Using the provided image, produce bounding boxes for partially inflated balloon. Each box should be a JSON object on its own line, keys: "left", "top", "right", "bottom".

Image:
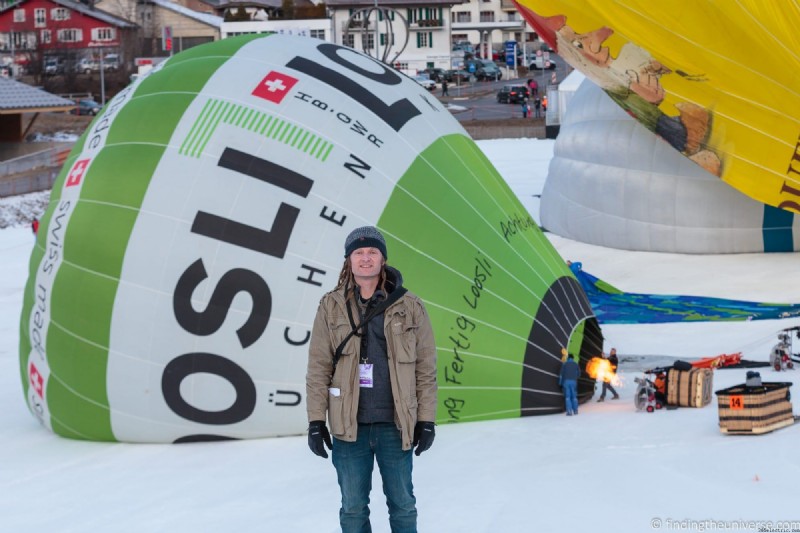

{"left": 513, "top": 0, "right": 800, "bottom": 212}
{"left": 543, "top": 77, "right": 800, "bottom": 253}
{"left": 20, "top": 35, "right": 600, "bottom": 443}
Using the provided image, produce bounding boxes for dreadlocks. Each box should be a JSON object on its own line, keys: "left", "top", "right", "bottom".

{"left": 335, "top": 258, "right": 388, "bottom": 297}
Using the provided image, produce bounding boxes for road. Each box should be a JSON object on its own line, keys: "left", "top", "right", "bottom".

{"left": 431, "top": 57, "right": 571, "bottom": 122}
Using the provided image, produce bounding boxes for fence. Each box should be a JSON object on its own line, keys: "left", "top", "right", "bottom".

{"left": 461, "top": 120, "right": 545, "bottom": 140}
{"left": 0, "top": 143, "right": 73, "bottom": 197}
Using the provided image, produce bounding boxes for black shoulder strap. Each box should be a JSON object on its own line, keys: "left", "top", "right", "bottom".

{"left": 332, "top": 287, "right": 408, "bottom": 370}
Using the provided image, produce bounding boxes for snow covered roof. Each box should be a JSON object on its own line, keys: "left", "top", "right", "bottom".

{"left": 148, "top": 0, "right": 223, "bottom": 27}
{"left": 0, "top": 77, "right": 75, "bottom": 113}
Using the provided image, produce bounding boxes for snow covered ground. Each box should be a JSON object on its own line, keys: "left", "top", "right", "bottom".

{"left": 2, "top": 138, "right": 799, "bottom": 532}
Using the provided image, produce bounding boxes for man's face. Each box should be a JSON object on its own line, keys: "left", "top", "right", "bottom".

{"left": 350, "top": 247, "right": 384, "bottom": 279}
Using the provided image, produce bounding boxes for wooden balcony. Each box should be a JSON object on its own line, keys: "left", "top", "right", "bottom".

{"left": 410, "top": 19, "right": 443, "bottom": 29}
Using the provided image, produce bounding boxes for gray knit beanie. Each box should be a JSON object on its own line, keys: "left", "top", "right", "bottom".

{"left": 344, "top": 226, "right": 387, "bottom": 259}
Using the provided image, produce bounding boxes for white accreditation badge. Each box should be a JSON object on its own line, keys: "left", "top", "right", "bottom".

{"left": 359, "top": 364, "right": 374, "bottom": 388}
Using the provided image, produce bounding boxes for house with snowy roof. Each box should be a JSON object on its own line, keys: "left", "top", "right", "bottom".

{"left": 0, "top": 0, "right": 138, "bottom": 75}
{"left": 96, "top": 0, "right": 222, "bottom": 56}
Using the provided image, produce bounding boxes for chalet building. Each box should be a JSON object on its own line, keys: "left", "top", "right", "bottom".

{"left": 0, "top": 0, "right": 137, "bottom": 72}
{"left": 325, "top": 0, "right": 466, "bottom": 72}
{"left": 216, "top": 0, "right": 538, "bottom": 73}
{"left": 97, "top": 0, "right": 221, "bottom": 56}
{"left": 218, "top": 0, "right": 331, "bottom": 42}
{"left": 173, "top": 0, "right": 217, "bottom": 16}
{"left": 214, "top": 0, "right": 325, "bottom": 23}
{"left": 219, "top": 0, "right": 465, "bottom": 73}
{"left": 221, "top": 18, "right": 331, "bottom": 42}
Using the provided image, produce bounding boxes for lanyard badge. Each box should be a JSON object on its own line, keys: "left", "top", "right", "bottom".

{"left": 359, "top": 363, "right": 374, "bottom": 388}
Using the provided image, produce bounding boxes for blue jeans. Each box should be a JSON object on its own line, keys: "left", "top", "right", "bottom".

{"left": 562, "top": 380, "right": 578, "bottom": 414}
{"left": 332, "top": 423, "right": 417, "bottom": 533}
{"left": 600, "top": 380, "right": 618, "bottom": 399}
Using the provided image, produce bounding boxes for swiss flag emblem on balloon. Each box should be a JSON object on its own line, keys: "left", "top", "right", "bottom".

{"left": 66, "top": 158, "right": 90, "bottom": 187}
{"left": 29, "top": 363, "right": 44, "bottom": 398}
{"left": 252, "top": 71, "right": 299, "bottom": 103}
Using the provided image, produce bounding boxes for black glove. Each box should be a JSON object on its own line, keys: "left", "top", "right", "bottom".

{"left": 413, "top": 421, "right": 435, "bottom": 456}
{"left": 308, "top": 420, "right": 332, "bottom": 459}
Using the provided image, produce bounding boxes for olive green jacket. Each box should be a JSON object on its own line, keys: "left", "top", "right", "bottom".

{"left": 306, "top": 269, "right": 437, "bottom": 450}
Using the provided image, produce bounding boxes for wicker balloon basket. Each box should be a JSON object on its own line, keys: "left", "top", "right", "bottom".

{"left": 667, "top": 367, "right": 713, "bottom": 407}
{"left": 715, "top": 382, "right": 794, "bottom": 435}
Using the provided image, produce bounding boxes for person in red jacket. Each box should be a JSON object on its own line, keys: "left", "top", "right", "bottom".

{"left": 31, "top": 217, "right": 39, "bottom": 236}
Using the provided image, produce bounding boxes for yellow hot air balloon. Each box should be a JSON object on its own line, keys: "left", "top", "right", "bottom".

{"left": 513, "top": 0, "right": 800, "bottom": 212}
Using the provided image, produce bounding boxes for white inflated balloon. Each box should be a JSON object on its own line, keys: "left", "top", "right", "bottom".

{"left": 541, "top": 79, "right": 800, "bottom": 254}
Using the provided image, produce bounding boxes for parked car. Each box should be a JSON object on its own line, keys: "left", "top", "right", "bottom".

{"left": 413, "top": 74, "right": 436, "bottom": 91}
{"left": 464, "top": 59, "right": 503, "bottom": 80}
{"left": 445, "top": 69, "right": 472, "bottom": 84}
{"left": 528, "top": 56, "right": 558, "bottom": 70}
{"left": 496, "top": 85, "right": 530, "bottom": 104}
{"left": 474, "top": 60, "right": 502, "bottom": 81}
{"left": 75, "top": 58, "right": 99, "bottom": 74}
{"left": 43, "top": 57, "right": 64, "bottom": 76}
{"left": 452, "top": 40, "right": 474, "bottom": 54}
{"left": 71, "top": 99, "right": 102, "bottom": 116}
{"left": 451, "top": 41, "right": 475, "bottom": 60}
{"left": 423, "top": 67, "right": 445, "bottom": 82}
{"left": 103, "top": 53, "right": 120, "bottom": 71}
{"left": 492, "top": 48, "right": 523, "bottom": 63}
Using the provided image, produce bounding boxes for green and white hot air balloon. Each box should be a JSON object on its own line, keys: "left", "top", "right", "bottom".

{"left": 19, "top": 34, "right": 601, "bottom": 443}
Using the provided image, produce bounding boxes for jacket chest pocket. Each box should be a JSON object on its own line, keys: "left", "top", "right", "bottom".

{"left": 389, "top": 310, "right": 418, "bottom": 363}
{"left": 332, "top": 320, "right": 354, "bottom": 351}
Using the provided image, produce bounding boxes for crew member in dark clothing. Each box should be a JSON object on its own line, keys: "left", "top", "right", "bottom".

{"left": 559, "top": 354, "right": 581, "bottom": 416}
{"left": 598, "top": 348, "right": 620, "bottom": 401}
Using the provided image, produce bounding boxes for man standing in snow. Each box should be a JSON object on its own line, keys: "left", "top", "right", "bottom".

{"left": 559, "top": 354, "right": 580, "bottom": 415}
{"left": 306, "top": 226, "right": 438, "bottom": 533}
{"left": 31, "top": 217, "right": 39, "bottom": 236}
{"left": 598, "top": 348, "right": 620, "bottom": 401}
